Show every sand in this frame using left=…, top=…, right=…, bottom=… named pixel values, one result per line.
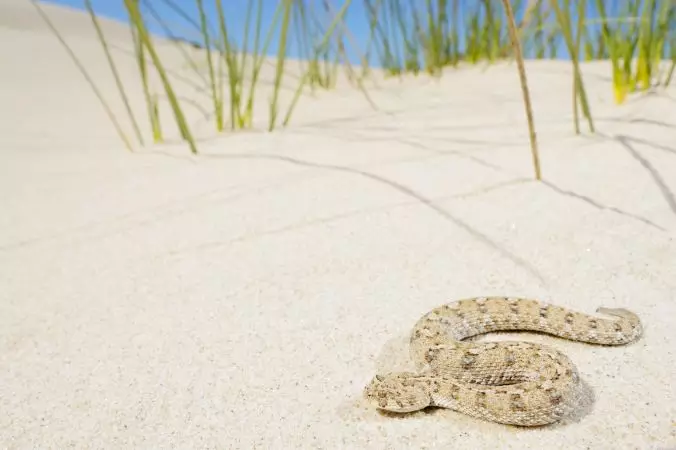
left=1, top=1, right=675, bottom=448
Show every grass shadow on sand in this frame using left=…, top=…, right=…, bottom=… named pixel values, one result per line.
left=287, top=123, right=670, bottom=232
left=612, top=134, right=676, bottom=217
left=189, top=152, right=548, bottom=284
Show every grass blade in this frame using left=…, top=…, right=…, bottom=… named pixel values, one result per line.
left=85, top=0, right=145, bottom=146
left=501, top=0, right=542, bottom=180
left=31, top=0, right=133, bottom=152
left=124, top=0, right=197, bottom=154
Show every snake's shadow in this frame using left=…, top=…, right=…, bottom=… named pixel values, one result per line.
left=370, top=331, right=597, bottom=429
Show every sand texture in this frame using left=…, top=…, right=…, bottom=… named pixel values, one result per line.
left=1, top=1, right=675, bottom=448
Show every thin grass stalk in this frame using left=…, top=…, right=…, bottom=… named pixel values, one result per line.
left=391, top=0, right=416, bottom=73
left=143, top=0, right=207, bottom=50
left=553, top=0, right=580, bottom=134
left=581, top=26, right=597, bottom=61
left=282, top=72, right=309, bottom=127
left=636, top=0, right=656, bottom=91
left=140, top=0, right=209, bottom=88
left=31, top=0, right=134, bottom=152
left=195, top=0, right=223, bottom=132
left=422, top=0, right=441, bottom=73
left=519, top=0, right=541, bottom=36
left=534, top=3, right=546, bottom=58
left=363, top=0, right=389, bottom=72
left=466, top=6, right=480, bottom=63
left=243, top=0, right=284, bottom=128
left=283, top=0, right=371, bottom=128
left=312, top=0, right=355, bottom=60
left=623, top=1, right=642, bottom=93
left=384, top=0, right=404, bottom=74
left=124, top=0, right=197, bottom=154
left=157, top=0, right=203, bottom=31
left=520, top=1, right=551, bottom=58
left=324, top=0, right=347, bottom=82
left=664, top=36, right=676, bottom=87
left=292, top=1, right=315, bottom=87
left=389, top=0, right=416, bottom=73
left=324, top=2, right=347, bottom=82
left=472, top=2, right=486, bottom=62
left=426, top=0, right=444, bottom=69
left=501, top=0, right=541, bottom=181
left=363, top=0, right=388, bottom=71
left=378, top=0, right=396, bottom=69
left=214, top=0, right=241, bottom=129
left=84, top=0, right=145, bottom=146
left=238, top=0, right=256, bottom=91
left=451, top=0, right=460, bottom=64
left=302, top=1, right=338, bottom=89
left=268, top=0, right=293, bottom=131
left=547, top=26, right=559, bottom=57
left=572, top=0, right=587, bottom=134
left=573, top=0, right=595, bottom=132
left=648, top=0, right=673, bottom=87
left=438, top=0, right=452, bottom=65
left=381, top=0, right=398, bottom=73
left=316, top=0, right=377, bottom=108
left=308, top=2, right=325, bottom=87
left=550, top=0, right=594, bottom=133
left=594, top=0, right=627, bottom=103
left=270, top=0, right=355, bottom=130
left=150, top=93, right=162, bottom=142
left=365, top=0, right=391, bottom=72
left=484, top=0, right=498, bottom=62
left=130, top=23, right=162, bottom=142
left=216, top=32, right=225, bottom=132
left=330, top=1, right=377, bottom=86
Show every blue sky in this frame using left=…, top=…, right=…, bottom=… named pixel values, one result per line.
left=42, top=0, right=651, bottom=67
left=46, top=0, right=377, bottom=57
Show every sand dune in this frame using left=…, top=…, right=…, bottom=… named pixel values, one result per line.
left=1, top=1, right=675, bottom=448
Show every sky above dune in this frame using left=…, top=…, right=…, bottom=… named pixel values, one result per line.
left=41, top=0, right=657, bottom=66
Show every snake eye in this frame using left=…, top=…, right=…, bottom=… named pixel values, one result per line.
left=375, top=375, right=385, bottom=382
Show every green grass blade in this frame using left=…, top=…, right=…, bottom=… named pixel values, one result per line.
left=550, top=0, right=595, bottom=133
left=501, top=0, right=542, bottom=180
left=129, top=20, right=163, bottom=143
left=85, top=0, right=145, bottom=146
left=195, top=0, right=224, bottom=131
left=268, top=0, right=293, bottom=131
left=124, top=0, right=197, bottom=154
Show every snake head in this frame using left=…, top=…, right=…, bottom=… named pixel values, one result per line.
left=363, top=372, right=431, bottom=413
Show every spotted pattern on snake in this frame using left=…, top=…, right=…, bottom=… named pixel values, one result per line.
left=363, top=296, right=642, bottom=426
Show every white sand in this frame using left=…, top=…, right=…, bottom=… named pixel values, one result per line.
left=1, top=1, right=675, bottom=448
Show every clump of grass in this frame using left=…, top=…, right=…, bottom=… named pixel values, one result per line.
left=365, top=1, right=673, bottom=106
left=364, top=1, right=529, bottom=75
left=48, top=0, right=674, bottom=163
left=594, top=0, right=675, bottom=103
left=211, top=0, right=334, bottom=131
